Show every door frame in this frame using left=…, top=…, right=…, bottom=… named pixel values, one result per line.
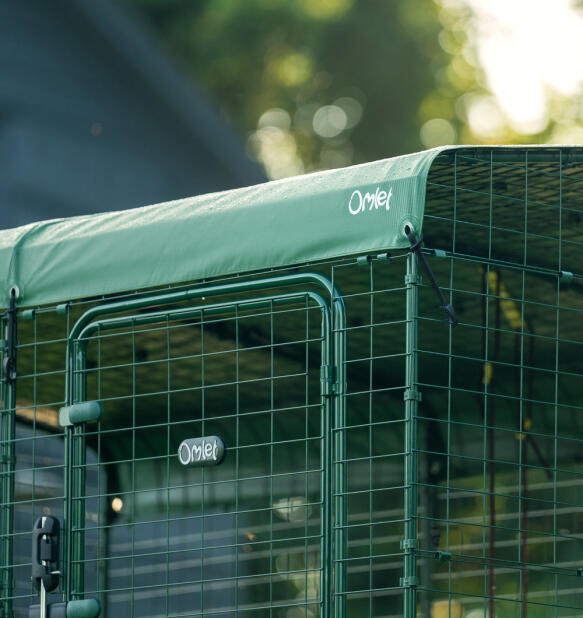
left=62, top=272, right=346, bottom=618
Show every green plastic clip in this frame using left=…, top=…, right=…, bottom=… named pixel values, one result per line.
left=357, top=255, right=372, bottom=267
left=435, top=550, right=452, bottom=561
left=22, top=309, right=35, bottom=321
left=59, top=401, right=103, bottom=427
left=67, top=599, right=101, bottom=617
left=403, top=389, right=422, bottom=402
left=400, top=538, right=418, bottom=550
left=56, top=303, right=70, bottom=315
left=320, top=365, right=335, bottom=396
left=560, top=271, right=573, bottom=285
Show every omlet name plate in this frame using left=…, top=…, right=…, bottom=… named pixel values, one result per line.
left=178, top=436, right=226, bottom=467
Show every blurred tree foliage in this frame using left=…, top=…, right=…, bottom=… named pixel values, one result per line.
left=122, top=0, right=447, bottom=177
left=123, top=0, right=583, bottom=178
left=430, top=0, right=583, bottom=147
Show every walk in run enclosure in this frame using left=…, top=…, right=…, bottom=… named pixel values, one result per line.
left=1, top=146, right=582, bottom=618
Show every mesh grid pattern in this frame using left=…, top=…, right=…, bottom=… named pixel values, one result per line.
left=1, top=147, right=581, bottom=618
left=415, top=149, right=583, bottom=617
left=76, top=296, right=327, bottom=617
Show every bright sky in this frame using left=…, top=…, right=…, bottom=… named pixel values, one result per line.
left=468, top=0, right=583, bottom=134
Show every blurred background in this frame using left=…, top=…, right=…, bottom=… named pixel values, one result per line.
left=2, top=0, right=583, bottom=228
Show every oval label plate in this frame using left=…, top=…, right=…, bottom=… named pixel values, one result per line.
left=177, top=436, right=226, bottom=467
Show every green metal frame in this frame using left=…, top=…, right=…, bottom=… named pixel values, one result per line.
left=64, top=273, right=346, bottom=617
left=403, top=252, right=420, bottom=617
left=0, top=320, right=17, bottom=616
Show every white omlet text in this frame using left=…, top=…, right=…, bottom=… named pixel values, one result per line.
left=178, top=436, right=225, bottom=467
left=348, top=186, right=393, bottom=215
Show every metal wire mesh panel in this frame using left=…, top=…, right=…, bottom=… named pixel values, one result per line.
left=1, top=146, right=581, bottom=618
left=414, top=149, right=583, bottom=617
left=70, top=292, right=331, bottom=617
left=1, top=303, right=101, bottom=617
left=330, top=255, right=409, bottom=617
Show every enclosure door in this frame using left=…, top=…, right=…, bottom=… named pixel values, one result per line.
left=65, top=288, right=334, bottom=617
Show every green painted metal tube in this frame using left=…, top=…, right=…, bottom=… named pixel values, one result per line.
left=332, top=294, right=346, bottom=618
left=66, top=598, right=101, bottom=617
left=77, top=291, right=328, bottom=341
left=65, top=273, right=341, bottom=409
left=0, top=290, right=18, bottom=618
left=68, top=273, right=339, bottom=343
left=59, top=401, right=103, bottom=427
left=68, top=334, right=89, bottom=601
left=320, top=298, right=333, bottom=618
left=0, top=326, right=16, bottom=617
left=403, top=252, right=419, bottom=618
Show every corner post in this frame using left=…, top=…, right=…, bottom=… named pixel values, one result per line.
left=403, top=252, right=420, bottom=617
left=1, top=287, right=19, bottom=618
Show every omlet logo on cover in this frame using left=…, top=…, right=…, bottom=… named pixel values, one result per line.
left=348, top=186, right=393, bottom=215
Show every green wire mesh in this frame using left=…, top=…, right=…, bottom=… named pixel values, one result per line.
left=416, top=149, right=583, bottom=617
left=79, top=296, right=328, bottom=616
left=1, top=147, right=582, bottom=618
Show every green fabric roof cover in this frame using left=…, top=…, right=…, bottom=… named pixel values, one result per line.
left=0, top=147, right=448, bottom=309
left=5, top=144, right=577, bottom=309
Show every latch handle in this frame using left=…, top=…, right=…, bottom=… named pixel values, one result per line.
left=2, top=286, right=18, bottom=382
left=32, top=516, right=60, bottom=594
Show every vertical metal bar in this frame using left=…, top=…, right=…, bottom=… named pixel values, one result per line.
left=71, top=340, right=88, bottom=600
left=63, top=333, right=80, bottom=601
left=520, top=335, right=535, bottom=618
left=130, top=325, right=136, bottom=617
left=516, top=151, right=528, bottom=618
left=488, top=274, right=501, bottom=618
left=234, top=305, right=240, bottom=614
left=304, top=300, right=310, bottom=616
left=403, top=252, right=419, bottom=618
left=0, top=302, right=17, bottom=618
left=165, top=316, right=171, bottom=618
left=552, top=151, right=562, bottom=618
left=332, top=290, right=346, bottom=618
left=368, top=263, right=374, bottom=618
left=31, top=306, right=38, bottom=608
left=269, top=305, right=275, bottom=618
left=64, top=333, right=91, bottom=603
left=200, top=314, right=205, bottom=614
left=63, top=427, right=72, bottom=600
left=40, top=516, right=48, bottom=618
left=96, top=328, right=106, bottom=618
left=484, top=151, right=493, bottom=617
left=39, top=581, right=47, bottom=618
left=448, top=150, right=458, bottom=617
left=321, top=305, right=332, bottom=618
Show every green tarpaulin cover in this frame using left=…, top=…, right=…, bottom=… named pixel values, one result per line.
left=0, top=148, right=446, bottom=309
left=2, top=145, right=578, bottom=309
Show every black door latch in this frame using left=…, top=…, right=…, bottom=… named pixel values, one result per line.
left=30, top=516, right=64, bottom=618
